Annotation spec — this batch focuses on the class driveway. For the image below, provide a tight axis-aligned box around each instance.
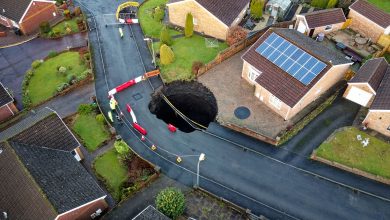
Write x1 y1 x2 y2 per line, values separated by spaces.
78 0 390 219
0 33 88 109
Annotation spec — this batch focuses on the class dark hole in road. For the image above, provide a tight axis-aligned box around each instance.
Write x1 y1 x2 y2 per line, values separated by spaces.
149 81 217 133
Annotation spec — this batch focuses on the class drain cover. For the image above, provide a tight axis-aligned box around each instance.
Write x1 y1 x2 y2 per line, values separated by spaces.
234 106 250 119
132 93 143 101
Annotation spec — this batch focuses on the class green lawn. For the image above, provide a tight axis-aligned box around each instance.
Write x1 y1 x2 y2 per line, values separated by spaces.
138 0 180 38
316 127 390 178
155 35 228 82
27 52 87 104
51 17 79 35
94 149 128 200
367 0 390 13
72 113 110 151
384 53 390 63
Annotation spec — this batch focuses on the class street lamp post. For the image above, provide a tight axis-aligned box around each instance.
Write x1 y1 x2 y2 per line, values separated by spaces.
196 153 206 187
143 37 156 68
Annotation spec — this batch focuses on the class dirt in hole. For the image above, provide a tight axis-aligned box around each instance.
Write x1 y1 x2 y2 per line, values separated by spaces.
149 81 218 133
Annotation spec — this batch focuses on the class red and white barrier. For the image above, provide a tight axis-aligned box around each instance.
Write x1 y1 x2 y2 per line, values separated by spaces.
126 104 137 123
133 122 147 135
126 103 147 135
126 18 138 24
109 76 143 96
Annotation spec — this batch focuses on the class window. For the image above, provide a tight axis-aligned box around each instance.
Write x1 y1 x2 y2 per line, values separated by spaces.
193 17 198 25
325 25 332 31
248 68 261 82
269 95 282 110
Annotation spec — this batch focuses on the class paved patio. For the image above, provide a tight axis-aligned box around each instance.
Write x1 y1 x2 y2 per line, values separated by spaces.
198 50 292 139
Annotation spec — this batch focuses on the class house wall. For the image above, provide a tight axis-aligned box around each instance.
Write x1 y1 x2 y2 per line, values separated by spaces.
348 10 385 42
363 111 390 137
19 1 57 35
312 22 344 37
0 103 18 123
167 0 229 40
56 198 108 220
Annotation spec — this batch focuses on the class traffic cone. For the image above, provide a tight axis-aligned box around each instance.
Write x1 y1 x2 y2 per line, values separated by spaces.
141 135 145 141
176 156 182 163
151 145 157 151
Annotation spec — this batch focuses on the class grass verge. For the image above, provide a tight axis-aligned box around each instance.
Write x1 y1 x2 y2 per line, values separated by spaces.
367 0 390 13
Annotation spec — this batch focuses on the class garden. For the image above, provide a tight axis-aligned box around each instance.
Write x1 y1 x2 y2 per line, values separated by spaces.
69 104 111 152
22 50 92 108
314 127 390 179
139 0 228 82
93 140 156 201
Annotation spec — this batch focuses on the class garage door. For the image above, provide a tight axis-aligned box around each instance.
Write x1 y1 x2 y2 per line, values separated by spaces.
346 86 373 107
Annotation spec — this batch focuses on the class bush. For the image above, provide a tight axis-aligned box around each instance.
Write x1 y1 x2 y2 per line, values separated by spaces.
311 0 329 8
78 103 95 115
64 9 71 20
226 26 247 46
58 66 67 74
156 187 185 219
74 6 82 16
84 53 91 61
39 21 51 34
31 60 42 69
67 74 76 84
191 61 204 74
160 25 172 46
326 0 338 8
56 82 70 92
153 6 165 22
250 0 264 19
96 114 105 124
185 13 194 38
47 50 58 58
114 140 133 159
160 44 175 65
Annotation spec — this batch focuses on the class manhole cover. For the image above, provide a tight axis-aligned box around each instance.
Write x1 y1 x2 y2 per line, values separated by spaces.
234 106 250 119
132 93 143 101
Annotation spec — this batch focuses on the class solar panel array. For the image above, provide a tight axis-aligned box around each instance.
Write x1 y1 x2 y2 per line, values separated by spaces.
255 32 327 85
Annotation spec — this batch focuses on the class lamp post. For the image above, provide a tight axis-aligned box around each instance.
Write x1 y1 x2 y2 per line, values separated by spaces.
196 153 206 187
143 37 156 68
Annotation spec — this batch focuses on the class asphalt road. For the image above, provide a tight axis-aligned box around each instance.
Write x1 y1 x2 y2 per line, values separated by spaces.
78 0 390 219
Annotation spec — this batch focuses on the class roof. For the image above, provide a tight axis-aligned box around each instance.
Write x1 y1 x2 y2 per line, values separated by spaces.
242 28 351 107
301 8 346 29
10 141 106 213
132 205 170 220
0 108 80 151
0 82 13 107
371 66 390 110
349 0 390 28
0 142 57 220
168 0 250 26
0 0 31 22
349 58 389 92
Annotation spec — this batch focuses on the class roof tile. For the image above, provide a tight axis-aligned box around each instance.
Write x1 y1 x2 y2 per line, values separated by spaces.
302 8 346 29
349 0 390 28
371 66 390 110
349 58 388 92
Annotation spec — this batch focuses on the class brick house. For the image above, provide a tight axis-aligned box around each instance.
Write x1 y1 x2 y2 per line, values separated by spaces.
344 58 390 137
0 82 18 122
0 107 108 220
295 8 346 38
241 28 352 120
348 0 390 43
166 0 249 40
0 0 58 35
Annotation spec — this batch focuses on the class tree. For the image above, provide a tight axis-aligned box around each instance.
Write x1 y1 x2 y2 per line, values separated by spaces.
156 187 185 219
311 0 329 9
184 13 193 38
154 6 165 22
160 26 172 46
337 0 353 11
326 0 338 8
250 0 264 19
160 44 175 65
114 140 130 156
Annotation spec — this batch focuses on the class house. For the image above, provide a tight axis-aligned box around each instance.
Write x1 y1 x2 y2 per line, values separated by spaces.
348 0 390 43
0 107 108 220
166 0 250 40
343 57 390 137
0 82 18 122
295 8 346 38
0 0 58 35
241 28 352 120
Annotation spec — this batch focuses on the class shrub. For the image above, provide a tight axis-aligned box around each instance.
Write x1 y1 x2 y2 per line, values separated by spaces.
160 44 175 65
337 0 353 10
96 114 105 124
31 60 42 69
74 6 82 16
47 50 58 58
184 13 194 38
156 187 185 219
56 82 70 92
58 66 67 74
39 21 51 34
78 103 95 115
311 0 329 8
326 0 338 8
64 9 71 19
67 74 76 84
84 53 91 61
114 140 133 159
153 6 165 22
22 91 32 109
160 26 172 46
191 61 204 74
250 0 264 19
226 26 247 46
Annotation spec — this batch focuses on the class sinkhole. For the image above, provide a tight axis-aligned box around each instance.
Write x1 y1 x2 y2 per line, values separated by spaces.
149 81 218 133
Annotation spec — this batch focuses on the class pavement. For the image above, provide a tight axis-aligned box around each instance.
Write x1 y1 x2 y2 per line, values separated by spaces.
0 32 88 109
78 0 390 219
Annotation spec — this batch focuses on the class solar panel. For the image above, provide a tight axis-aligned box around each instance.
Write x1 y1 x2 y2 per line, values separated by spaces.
255 32 327 85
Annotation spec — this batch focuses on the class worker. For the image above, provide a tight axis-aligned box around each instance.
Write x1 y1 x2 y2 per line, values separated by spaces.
109 97 118 111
